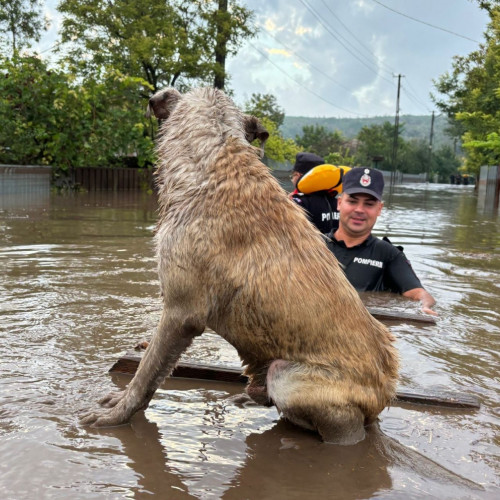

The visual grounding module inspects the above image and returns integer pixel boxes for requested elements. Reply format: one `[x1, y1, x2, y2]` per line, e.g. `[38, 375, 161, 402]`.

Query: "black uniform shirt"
[326, 234, 422, 293]
[291, 191, 339, 234]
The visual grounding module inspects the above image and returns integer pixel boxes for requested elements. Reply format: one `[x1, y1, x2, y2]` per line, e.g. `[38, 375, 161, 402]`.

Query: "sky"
[37, 0, 490, 118]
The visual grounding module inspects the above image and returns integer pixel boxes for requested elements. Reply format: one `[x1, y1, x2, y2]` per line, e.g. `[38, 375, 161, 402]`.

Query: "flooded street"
[0, 184, 499, 499]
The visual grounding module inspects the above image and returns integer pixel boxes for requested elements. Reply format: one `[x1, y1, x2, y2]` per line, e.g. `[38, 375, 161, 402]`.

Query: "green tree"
[243, 93, 299, 165]
[433, 5, 500, 175]
[0, 0, 47, 56]
[469, 0, 499, 14]
[0, 54, 154, 170]
[324, 150, 355, 167]
[244, 93, 285, 127]
[259, 117, 301, 164]
[57, 0, 256, 93]
[353, 121, 402, 169]
[295, 124, 348, 159]
[398, 139, 429, 174]
[433, 144, 462, 182]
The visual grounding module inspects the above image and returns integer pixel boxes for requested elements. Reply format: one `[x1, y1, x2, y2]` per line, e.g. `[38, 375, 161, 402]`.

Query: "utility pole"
[427, 111, 435, 182]
[390, 74, 402, 193]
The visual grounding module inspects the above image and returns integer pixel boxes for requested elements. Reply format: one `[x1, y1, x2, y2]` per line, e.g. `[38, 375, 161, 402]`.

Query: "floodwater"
[0, 183, 498, 499]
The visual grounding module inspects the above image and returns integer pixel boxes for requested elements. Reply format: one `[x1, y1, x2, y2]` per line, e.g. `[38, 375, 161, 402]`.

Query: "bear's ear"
[243, 115, 269, 148]
[146, 88, 182, 120]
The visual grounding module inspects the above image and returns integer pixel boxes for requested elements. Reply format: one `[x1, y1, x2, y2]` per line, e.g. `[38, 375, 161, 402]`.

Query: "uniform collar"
[331, 233, 375, 249]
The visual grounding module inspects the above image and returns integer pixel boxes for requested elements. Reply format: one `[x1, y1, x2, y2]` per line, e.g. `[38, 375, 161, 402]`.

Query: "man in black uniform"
[289, 152, 339, 234]
[326, 167, 437, 315]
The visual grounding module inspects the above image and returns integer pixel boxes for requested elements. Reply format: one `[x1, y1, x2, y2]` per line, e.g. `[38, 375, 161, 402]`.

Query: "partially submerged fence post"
[477, 165, 500, 214]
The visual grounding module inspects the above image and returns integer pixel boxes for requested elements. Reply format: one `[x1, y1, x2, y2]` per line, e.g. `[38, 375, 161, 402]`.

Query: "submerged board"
[109, 354, 480, 410]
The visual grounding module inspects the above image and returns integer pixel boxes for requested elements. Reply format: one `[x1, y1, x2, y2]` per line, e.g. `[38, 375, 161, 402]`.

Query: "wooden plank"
[172, 362, 248, 384]
[366, 307, 437, 324]
[125, 168, 131, 190]
[130, 169, 136, 190]
[90, 167, 96, 191]
[109, 354, 480, 409]
[83, 167, 90, 190]
[107, 168, 113, 190]
[394, 390, 481, 409]
[74, 168, 80, 187]
[132, 169, 138, 190]
[97, 167, 103, 190]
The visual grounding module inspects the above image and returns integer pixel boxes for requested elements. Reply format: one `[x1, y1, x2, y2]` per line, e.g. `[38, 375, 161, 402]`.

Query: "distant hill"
[281, 114, 455, 149]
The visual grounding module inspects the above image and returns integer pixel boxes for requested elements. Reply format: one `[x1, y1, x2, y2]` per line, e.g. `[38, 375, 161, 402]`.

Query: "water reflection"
[0, 186, 498, 499]
[76, 377, 483, 500]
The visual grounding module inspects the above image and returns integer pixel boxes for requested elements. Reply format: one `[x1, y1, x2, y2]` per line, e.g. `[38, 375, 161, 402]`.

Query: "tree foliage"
[0, 1, 282, 177]
[282, 115, 455, 149]
[243, 92, 300, 164]
[0, 0, 47, 56]
[398, 139, 430, 174]
[295, 124, 350, 160]
[433, 144, 462, 182]
[259, 117, 301, 164]
[352, 122, 398, 169]
[57, 0, 256, 93]
[0, 0, 465, 181]
[244, 92, 285, 127]
[433, 5, 500, 174]
[324, 150, 355, 167]
[0, 55, 154, 170]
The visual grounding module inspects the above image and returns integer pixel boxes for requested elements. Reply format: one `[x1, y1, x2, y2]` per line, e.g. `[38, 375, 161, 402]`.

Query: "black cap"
[293, 152, 324, 175]
[342, 167, 384, 200]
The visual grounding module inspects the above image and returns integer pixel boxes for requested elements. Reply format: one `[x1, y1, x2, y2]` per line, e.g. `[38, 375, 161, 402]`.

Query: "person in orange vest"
[289, 152, 339, 234]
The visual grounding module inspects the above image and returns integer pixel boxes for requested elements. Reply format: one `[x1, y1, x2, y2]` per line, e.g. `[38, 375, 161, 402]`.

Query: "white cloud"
[266, 48, 292, 58]
[228, 0, 489, 117]
[35, 0, 490, 118]
[295, 25, 313, 36]
[353, 0, 376, 14]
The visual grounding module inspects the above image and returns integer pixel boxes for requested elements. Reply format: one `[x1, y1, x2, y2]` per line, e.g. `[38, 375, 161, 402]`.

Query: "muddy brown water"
[0, 184, 498, 499]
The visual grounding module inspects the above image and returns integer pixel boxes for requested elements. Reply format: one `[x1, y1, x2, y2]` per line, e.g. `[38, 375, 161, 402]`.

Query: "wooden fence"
[72, 167, 155, 191]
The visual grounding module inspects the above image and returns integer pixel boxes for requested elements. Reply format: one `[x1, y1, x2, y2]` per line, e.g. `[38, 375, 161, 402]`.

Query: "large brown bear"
[81, 87, 399, 445]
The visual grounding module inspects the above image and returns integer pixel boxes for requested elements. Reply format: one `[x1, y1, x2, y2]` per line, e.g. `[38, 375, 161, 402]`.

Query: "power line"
[37, 41, 62, 54]
[258, 26, 400, 116]
[297, 0, 396, 87]
[297, 0, 438, 114]
[260, 8, 432, 116]
[371, 0, 481, 43]
[318, 0, 396, 76]
[247, 41, 366, 117]
[261, 26, 353, 93]
[401, 88, 432, 114]
[299, 0, 379, 73]
[402, 79, 433, 113]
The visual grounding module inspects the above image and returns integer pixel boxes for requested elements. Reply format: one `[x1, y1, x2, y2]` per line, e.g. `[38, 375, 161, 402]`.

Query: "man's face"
[337, 193, 383, 236]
